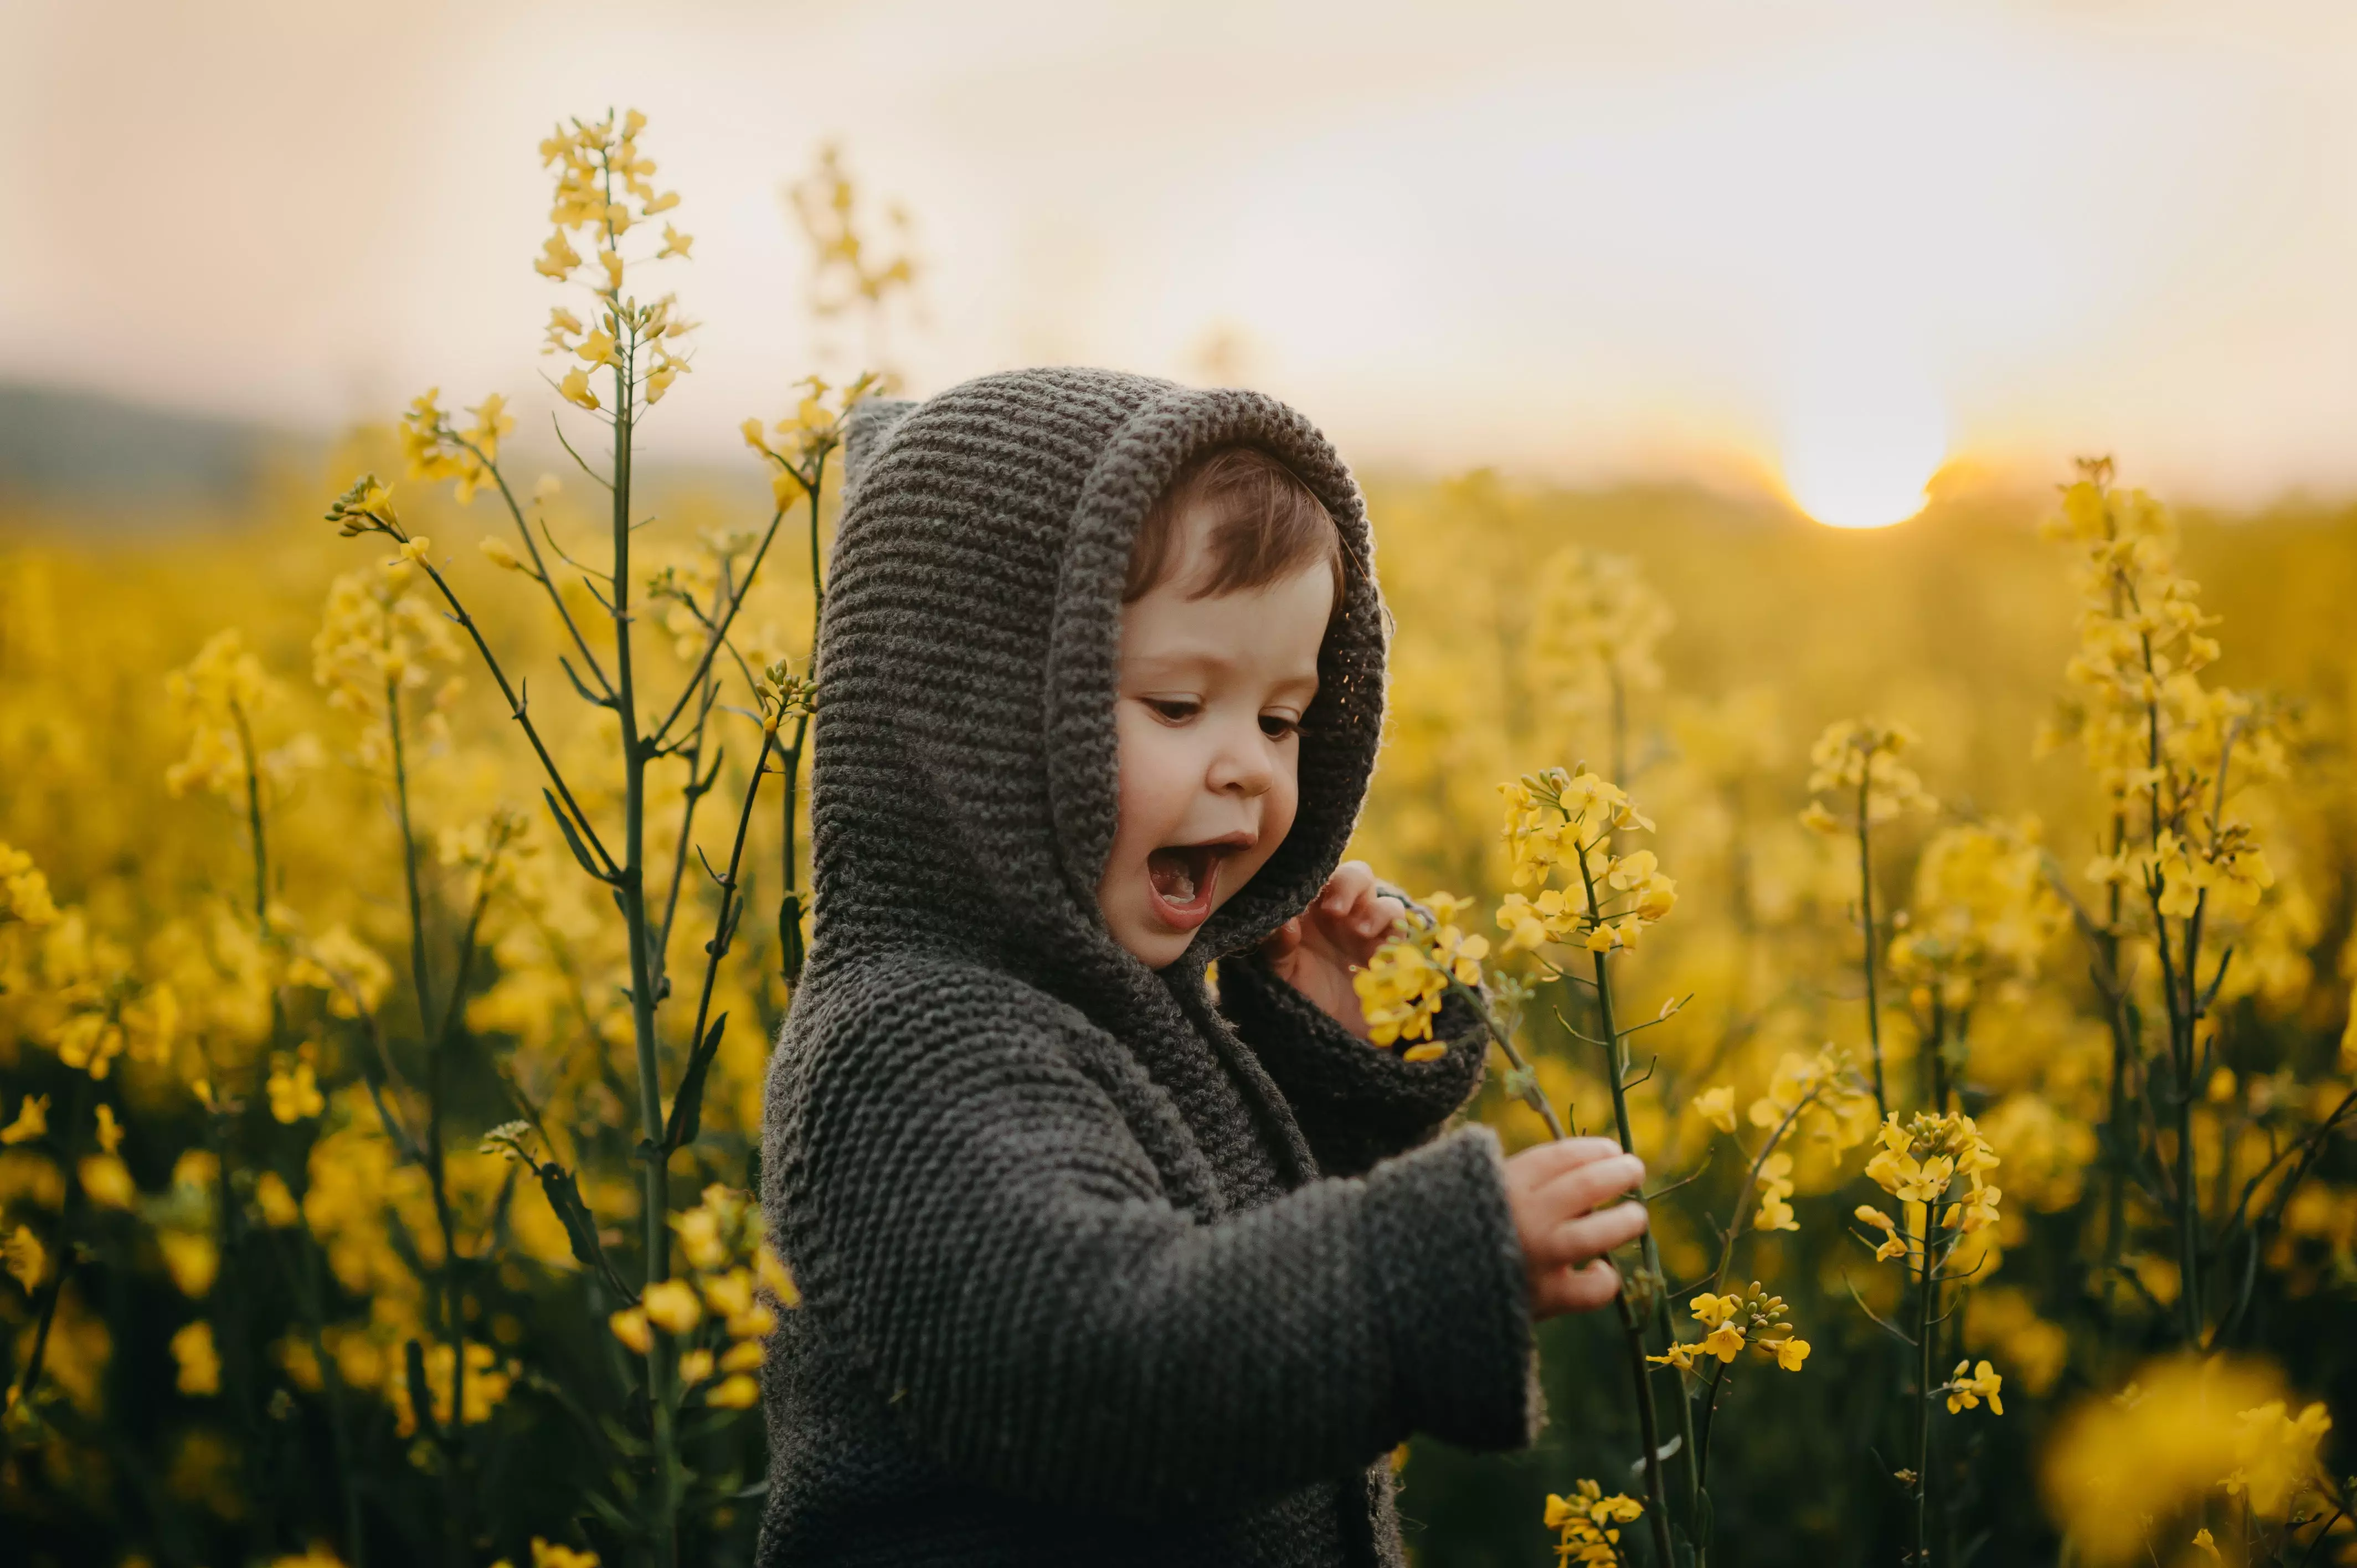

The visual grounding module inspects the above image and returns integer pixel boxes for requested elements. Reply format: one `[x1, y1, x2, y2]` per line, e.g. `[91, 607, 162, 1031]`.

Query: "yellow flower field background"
[3, 109, 2355, 1568]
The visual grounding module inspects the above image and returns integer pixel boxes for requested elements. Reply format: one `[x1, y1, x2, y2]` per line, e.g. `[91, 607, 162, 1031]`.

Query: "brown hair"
[1123, 446, 1346, 613]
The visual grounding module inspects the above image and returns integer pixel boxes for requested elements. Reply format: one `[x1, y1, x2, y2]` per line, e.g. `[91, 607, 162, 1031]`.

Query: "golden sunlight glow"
[1777, 376, 1949, 530]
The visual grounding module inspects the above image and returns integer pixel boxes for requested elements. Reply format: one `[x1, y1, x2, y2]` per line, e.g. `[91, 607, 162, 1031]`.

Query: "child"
[759, 368, 1648, 1566]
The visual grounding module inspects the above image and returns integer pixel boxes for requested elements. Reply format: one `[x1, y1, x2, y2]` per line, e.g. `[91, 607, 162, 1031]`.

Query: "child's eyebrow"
[1124, 647, 1320, 692]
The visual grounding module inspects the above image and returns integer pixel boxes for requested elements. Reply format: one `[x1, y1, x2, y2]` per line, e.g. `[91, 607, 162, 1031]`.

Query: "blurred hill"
[0, 382, 311, 515]
[0, 382, 776, 530]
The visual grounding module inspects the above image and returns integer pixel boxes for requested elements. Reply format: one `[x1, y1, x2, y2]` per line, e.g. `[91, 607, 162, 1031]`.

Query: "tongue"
[1149, 847, 1201, 904]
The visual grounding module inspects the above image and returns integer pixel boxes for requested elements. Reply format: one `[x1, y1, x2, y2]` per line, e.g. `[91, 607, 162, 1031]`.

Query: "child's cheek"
[1108, 705, 1190, 873]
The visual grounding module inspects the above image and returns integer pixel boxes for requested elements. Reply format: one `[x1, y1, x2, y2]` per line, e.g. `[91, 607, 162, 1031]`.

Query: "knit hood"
[805, 367, 1387, 1007]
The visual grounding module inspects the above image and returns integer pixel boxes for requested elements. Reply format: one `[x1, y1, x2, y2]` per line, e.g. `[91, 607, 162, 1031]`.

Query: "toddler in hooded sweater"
[759, 369, 1646, 1567]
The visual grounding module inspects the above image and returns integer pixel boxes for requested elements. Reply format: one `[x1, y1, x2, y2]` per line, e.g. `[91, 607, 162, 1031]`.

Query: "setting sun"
[1778, 379, 1949, 529]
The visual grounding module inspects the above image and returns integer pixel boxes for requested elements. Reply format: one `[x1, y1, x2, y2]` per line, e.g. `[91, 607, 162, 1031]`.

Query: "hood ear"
[842, 397, 918, 493]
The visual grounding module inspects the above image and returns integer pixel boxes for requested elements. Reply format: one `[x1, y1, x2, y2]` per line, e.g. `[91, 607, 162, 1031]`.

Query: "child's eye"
[1145, 698, 1200, 724]
[1259, 712, 1301, 740]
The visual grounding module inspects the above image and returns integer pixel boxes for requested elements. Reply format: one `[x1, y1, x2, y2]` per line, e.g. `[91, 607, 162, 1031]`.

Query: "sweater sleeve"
[1214, 942, 1492, 1180]
[775, 971, 1537, 1521]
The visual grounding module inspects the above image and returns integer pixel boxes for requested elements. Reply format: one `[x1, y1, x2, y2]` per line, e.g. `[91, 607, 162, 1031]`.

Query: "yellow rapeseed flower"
[609, 1307, 652, 1355]
[80, 1154, 136, 1209]
[758, 1243, 801, 1309]
[267, 1061, 325, 1125]
[1, 1094, 48, 1144]
[4, 1224, 45, 1293]
[1946, 1359, 2004, 1415]
[535, 231, 582, 280]
[1690, 1292, 1741, 1328]
[642, 1279, 702, 1334]
[707, 1373, 759, 1410]
[172, 1321, 221, 1395]
[255, 1171, 301, 1229]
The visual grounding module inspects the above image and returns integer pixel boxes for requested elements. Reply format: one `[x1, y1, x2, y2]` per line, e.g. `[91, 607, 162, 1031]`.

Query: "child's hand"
[1503, 1137, 1649, 1320]
[1258, 860, 1408, 1040]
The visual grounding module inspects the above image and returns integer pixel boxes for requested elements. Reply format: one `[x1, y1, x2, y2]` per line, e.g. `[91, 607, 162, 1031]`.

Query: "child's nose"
[1205, 720, 1275, 798]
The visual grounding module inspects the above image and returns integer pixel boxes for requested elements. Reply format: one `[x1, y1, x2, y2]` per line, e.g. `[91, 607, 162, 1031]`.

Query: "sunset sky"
[7, 0, 2357, 515]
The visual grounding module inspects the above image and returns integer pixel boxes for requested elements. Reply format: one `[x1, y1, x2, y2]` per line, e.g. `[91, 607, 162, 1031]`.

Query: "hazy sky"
[7, 0, 2357, 513]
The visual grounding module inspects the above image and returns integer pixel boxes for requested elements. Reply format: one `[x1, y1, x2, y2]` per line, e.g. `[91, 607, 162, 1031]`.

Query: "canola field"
[3, 110, 2355, 1568]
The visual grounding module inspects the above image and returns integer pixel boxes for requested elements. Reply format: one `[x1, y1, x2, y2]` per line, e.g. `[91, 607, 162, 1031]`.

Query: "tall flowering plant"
[314, 110, 875, 1563]
[0, 111, 907, 1568]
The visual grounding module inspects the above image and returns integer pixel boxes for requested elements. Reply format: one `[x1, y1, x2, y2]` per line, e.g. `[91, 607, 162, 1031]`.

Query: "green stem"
[409, 556, 620, 879]
[1481, 1018, 1675, 1568]
[1693, 1354, 1728, 1495]
[451, 434, 616, 699]
[1577, 857, 1700, 1539]
[608, 311, 680, 1568]
[1926, 999, 1948, 1115]
[2098, 811, 2133, 1322]
[272, 1224, 368, 1568]
[230, 698, 270, 928]
[1915, 1204, 1942, 1568]
[780, 457, 828, 990]
[388, 679, 468, 1567]
[678, 733, 779, 1127]
[9, 1076, 94, 1416]
[1857, 772, 1887, 1120]
[205, 1102, 280, 1549]
[1705, 1095, 1813, 1296]
[387, 678, 434, 1035]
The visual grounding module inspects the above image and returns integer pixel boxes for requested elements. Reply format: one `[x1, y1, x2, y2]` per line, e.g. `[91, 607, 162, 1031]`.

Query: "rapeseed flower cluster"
[1799, 719, 1937, 835]
[1526, 546, 1673, 771]
[1854, 1110, 2004, 1262]
[1887, 818, 2067, 1015]
[603, 1183, 796, 1412]
[1542, 1478, 1646, 1567]
[1494, 769, 1677, 957]
[2041, 1357, 2341, 1565]
[1743, 1045, 1877, 1151]
[1646, 1283, 1810, 1374]
[1352, 892, 1485, 1058]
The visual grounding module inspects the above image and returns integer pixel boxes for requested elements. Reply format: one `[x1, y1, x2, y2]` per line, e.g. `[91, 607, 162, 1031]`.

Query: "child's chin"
[1107, 904, 1201, 968]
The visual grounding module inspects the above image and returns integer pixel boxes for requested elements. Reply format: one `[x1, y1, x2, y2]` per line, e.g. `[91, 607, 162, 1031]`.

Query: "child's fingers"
[1259, 916, 1304, 962]
[1319, 859, 1377, 915]
[1504, 1137, 1627, 1195]
[1534, 1151, 1645, 1218]
[1547, 1200, 1650, 1268]
[1541, 1257, 1623, 1316]
[1354, 893, 1407, 943]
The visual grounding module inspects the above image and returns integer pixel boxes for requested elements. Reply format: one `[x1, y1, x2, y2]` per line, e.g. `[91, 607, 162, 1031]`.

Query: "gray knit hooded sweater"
[758, 367, 1538, 1567]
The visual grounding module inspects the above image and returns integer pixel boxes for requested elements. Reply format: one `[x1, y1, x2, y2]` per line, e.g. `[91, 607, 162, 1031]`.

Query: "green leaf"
[663, 1013, 728, 1154]
[779, 891, 806, 988]
[543, 787, 607, 882]
[534, 1160, 631, 1299]
[403, 1338, 440, 1442]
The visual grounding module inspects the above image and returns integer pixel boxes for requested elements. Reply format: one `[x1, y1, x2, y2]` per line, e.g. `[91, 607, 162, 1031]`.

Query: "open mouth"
[1145, 843, 1224, 930]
